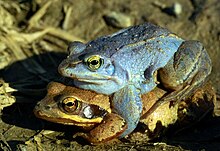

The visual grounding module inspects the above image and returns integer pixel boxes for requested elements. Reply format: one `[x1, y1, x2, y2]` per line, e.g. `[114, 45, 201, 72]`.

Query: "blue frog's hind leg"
[112, 85, 142, 138]
[142, 40, 212, 119]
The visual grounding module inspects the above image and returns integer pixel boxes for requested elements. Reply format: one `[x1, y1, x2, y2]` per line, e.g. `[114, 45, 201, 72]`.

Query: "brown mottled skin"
[34, 82, 215, 144]
[34, 82, 127, 144]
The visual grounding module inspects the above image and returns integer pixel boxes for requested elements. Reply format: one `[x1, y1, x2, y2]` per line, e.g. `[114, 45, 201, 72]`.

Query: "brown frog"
[34, 82, 127, 144]
[34, 81, 216, 144]
[130, 82, 216, 142]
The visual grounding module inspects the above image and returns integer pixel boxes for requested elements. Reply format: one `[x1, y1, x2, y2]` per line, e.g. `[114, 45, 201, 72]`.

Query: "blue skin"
[58, 23, 211, 137]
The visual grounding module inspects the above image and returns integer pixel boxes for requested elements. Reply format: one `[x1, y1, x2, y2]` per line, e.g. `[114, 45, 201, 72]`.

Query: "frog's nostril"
[44, 105, 51, 110]
[58, 61, 68, 70]
[34, 103, 40, 109]
[69, 63, 76, 68]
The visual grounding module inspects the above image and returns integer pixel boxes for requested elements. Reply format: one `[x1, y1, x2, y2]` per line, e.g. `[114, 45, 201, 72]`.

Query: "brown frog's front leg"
[74, 113, 127, 145]
[142, 40, 212, 119]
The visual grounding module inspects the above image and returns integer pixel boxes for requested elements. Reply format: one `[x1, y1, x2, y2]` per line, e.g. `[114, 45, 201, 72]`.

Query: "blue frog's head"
[58, 41, 127, 95]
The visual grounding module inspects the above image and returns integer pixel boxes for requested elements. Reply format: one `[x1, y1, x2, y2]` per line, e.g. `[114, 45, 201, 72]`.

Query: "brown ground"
[0, 0, 220, 150]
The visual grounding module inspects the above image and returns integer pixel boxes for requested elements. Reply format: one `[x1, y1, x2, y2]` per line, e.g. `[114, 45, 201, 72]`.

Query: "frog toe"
[112, 85, 142, 138]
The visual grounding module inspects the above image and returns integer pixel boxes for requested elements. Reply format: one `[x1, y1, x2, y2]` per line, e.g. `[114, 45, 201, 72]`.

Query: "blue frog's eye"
[85, 55, 104, 71]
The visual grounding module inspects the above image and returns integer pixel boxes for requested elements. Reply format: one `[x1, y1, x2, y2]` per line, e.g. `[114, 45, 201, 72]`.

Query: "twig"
[28, 1, 52, 29]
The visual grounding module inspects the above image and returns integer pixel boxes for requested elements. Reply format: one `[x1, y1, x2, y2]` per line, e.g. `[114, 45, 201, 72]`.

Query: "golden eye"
[86, 55, 103, 71]
[61, 97, 80, 113]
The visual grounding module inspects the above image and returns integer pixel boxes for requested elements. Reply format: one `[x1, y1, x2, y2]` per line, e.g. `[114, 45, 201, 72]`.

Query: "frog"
[34, 81, 127, 144]
[34, 81, 170, 144]
[129, 82, 216, 143]
[34, 81, 216, 144]
[58, 22, 212, 137]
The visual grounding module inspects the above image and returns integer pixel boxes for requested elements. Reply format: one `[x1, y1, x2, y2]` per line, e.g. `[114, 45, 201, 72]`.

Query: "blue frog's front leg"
[112, 85, 142, 138]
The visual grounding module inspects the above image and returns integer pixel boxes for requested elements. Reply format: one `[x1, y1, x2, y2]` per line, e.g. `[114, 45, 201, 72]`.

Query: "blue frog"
[58, 23, 212, 138]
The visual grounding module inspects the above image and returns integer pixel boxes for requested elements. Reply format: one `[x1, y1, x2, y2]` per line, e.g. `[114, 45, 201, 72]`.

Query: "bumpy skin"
[58, 23, 212, 137]
[34, 82, 127, 144]
[34, 82, 215, 144]
[34, 82, 111, 127]
[142, 40, 212, 118]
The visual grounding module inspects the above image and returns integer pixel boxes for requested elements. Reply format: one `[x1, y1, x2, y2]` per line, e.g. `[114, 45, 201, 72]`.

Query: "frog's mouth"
[75, 77, 110, 85]
[35, 111, 102, 126]
[74, 73, 122, 84]
[59, 60, 117, 83]
[34, 110, 105, 127]
[59, 67, 112, 85]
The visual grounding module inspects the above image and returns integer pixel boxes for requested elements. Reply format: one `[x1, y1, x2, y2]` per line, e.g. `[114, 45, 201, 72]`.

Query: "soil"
[0, 0, 220, 150]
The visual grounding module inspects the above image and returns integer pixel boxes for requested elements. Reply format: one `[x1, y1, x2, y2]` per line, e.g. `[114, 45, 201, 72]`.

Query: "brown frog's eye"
[86, 55, 104, 71]
[61, 97, 80, 113]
